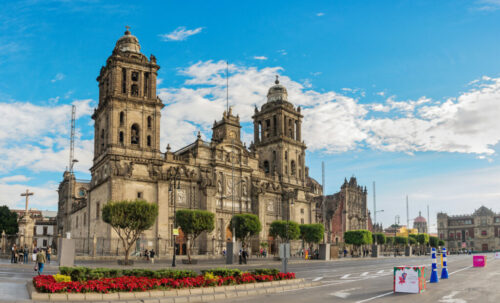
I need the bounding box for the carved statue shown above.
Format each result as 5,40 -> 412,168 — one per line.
217,178 -> 223,193
242,179 -> 248,196
126,162 -> 134,178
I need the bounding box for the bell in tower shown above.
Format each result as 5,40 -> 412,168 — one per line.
252,76 -> 306,182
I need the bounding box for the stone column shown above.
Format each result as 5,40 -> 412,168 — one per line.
253,121 -> 259,143
297,120 -> 301,142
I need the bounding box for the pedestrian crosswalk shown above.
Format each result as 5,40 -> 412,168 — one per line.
310,269 -> 392,285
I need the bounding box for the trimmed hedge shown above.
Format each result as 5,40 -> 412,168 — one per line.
59,266 -> 282,282
201,268 -> 242,277
251,268 -> 279,276
59,267 -> 197,282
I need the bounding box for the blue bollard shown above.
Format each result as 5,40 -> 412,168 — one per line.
441,247 -> 449,279
430,247 -> 439,283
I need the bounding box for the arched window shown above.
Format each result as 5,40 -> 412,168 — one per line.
119,131 -> 124,144
100,129 -> 105,148
131,124 -> 140,145
119,112 -> 124,125
263,161 -> 270,174
121,68 -> 127,94
291,160 -> 296,176
273,115 -> 277,136
147,116 -> 152,129
147,135 -> 151,147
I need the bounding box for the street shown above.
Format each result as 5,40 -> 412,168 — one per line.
0,254 -> 497,302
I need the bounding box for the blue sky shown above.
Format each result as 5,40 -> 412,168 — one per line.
2,0 -> 500,232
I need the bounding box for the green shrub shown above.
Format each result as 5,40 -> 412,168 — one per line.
58,267 -> 197,281
251,268 -> 279,275
201,268 -> 242,277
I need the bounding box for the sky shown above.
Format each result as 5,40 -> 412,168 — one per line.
1,0 -> 500,233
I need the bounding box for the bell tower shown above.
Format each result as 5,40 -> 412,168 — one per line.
92,27 -> 164,167
253,76 -> 306,183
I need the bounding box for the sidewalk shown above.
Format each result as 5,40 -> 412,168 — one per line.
0,254 -> 400,271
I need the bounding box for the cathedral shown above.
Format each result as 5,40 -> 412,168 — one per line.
57,29 -> 322,256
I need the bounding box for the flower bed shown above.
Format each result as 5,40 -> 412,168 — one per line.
33,271 -> 295,294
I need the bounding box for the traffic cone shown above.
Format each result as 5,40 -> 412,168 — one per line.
441,247 -> 449,279
430,247 -> 439,283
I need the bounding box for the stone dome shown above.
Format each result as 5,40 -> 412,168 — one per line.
414,211 -> 427,223
267,76 -> 288,102
115,28 -> 141,54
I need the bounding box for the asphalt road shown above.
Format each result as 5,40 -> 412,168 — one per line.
1,254 -> 498,302
220,253 -> 500,303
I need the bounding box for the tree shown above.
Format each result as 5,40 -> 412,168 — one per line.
299,224 -> 324,248
372,233 -> 386,245
394,236 -> 408,247
269,220 -> 300,242
102,200 -> 158,265
416,233 -> 429,246
176,209 -> 215,263
417,233 -> 429,254
386,236 -> 394,246
344,230 -> 373,256
230,214 -> 261,247
0,206 -> 18,234
438,240 -> 445,247
408,237 -> 417,245
429,236 -> 439,248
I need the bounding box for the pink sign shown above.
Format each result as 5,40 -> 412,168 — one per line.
473,255 -> 486,267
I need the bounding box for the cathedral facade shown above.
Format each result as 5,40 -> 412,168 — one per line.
57,29 -> 322,256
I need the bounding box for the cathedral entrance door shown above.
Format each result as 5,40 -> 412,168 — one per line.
482,243 -> 488,252
226,225 -> 233,242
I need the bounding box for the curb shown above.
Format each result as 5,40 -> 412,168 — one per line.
28,278 -> 311,302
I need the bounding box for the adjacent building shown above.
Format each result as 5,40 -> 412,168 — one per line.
321,177 -> 373,245
13,209 -> 57,249
413,211 -> 428,234
57,29 -> 322,256
437,206 -> 500,252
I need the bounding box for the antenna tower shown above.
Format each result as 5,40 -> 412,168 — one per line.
406,195 -> 409,228
321,162 -> 326,243
373,181 -> 376,225
69,105 -> 76,172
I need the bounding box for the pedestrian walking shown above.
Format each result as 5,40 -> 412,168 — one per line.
238,249 -> 242,264
242,249 -> 248,264
343,247 -> 347,258
150,249 -> 155,264
145,249 -> 150,261
36,249 -> 46,275
11,244 -> 17,263
23,245 -> 29,263
46,247 -> 52,264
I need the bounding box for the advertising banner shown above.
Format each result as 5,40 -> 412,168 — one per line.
393,266 -> 426,294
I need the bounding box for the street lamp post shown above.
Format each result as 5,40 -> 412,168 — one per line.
283,193 -> 294,273
169,173 -> 180,267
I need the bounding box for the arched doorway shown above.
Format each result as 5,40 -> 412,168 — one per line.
226,225 -> 233,242
176,228 -> 187,255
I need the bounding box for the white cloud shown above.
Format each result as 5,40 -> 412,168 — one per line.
0,99 -> 94,174
316,12 -> 325,16
51,73 -> 65,83
0,175 -> 30,183
253,56 -> 268,60
277,49 -> 287,56
474,0 -> 500,11
159,26 -> 203,41
376,91 -> 385,96
0,181 -> 58,210
158,60 -> 500,156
